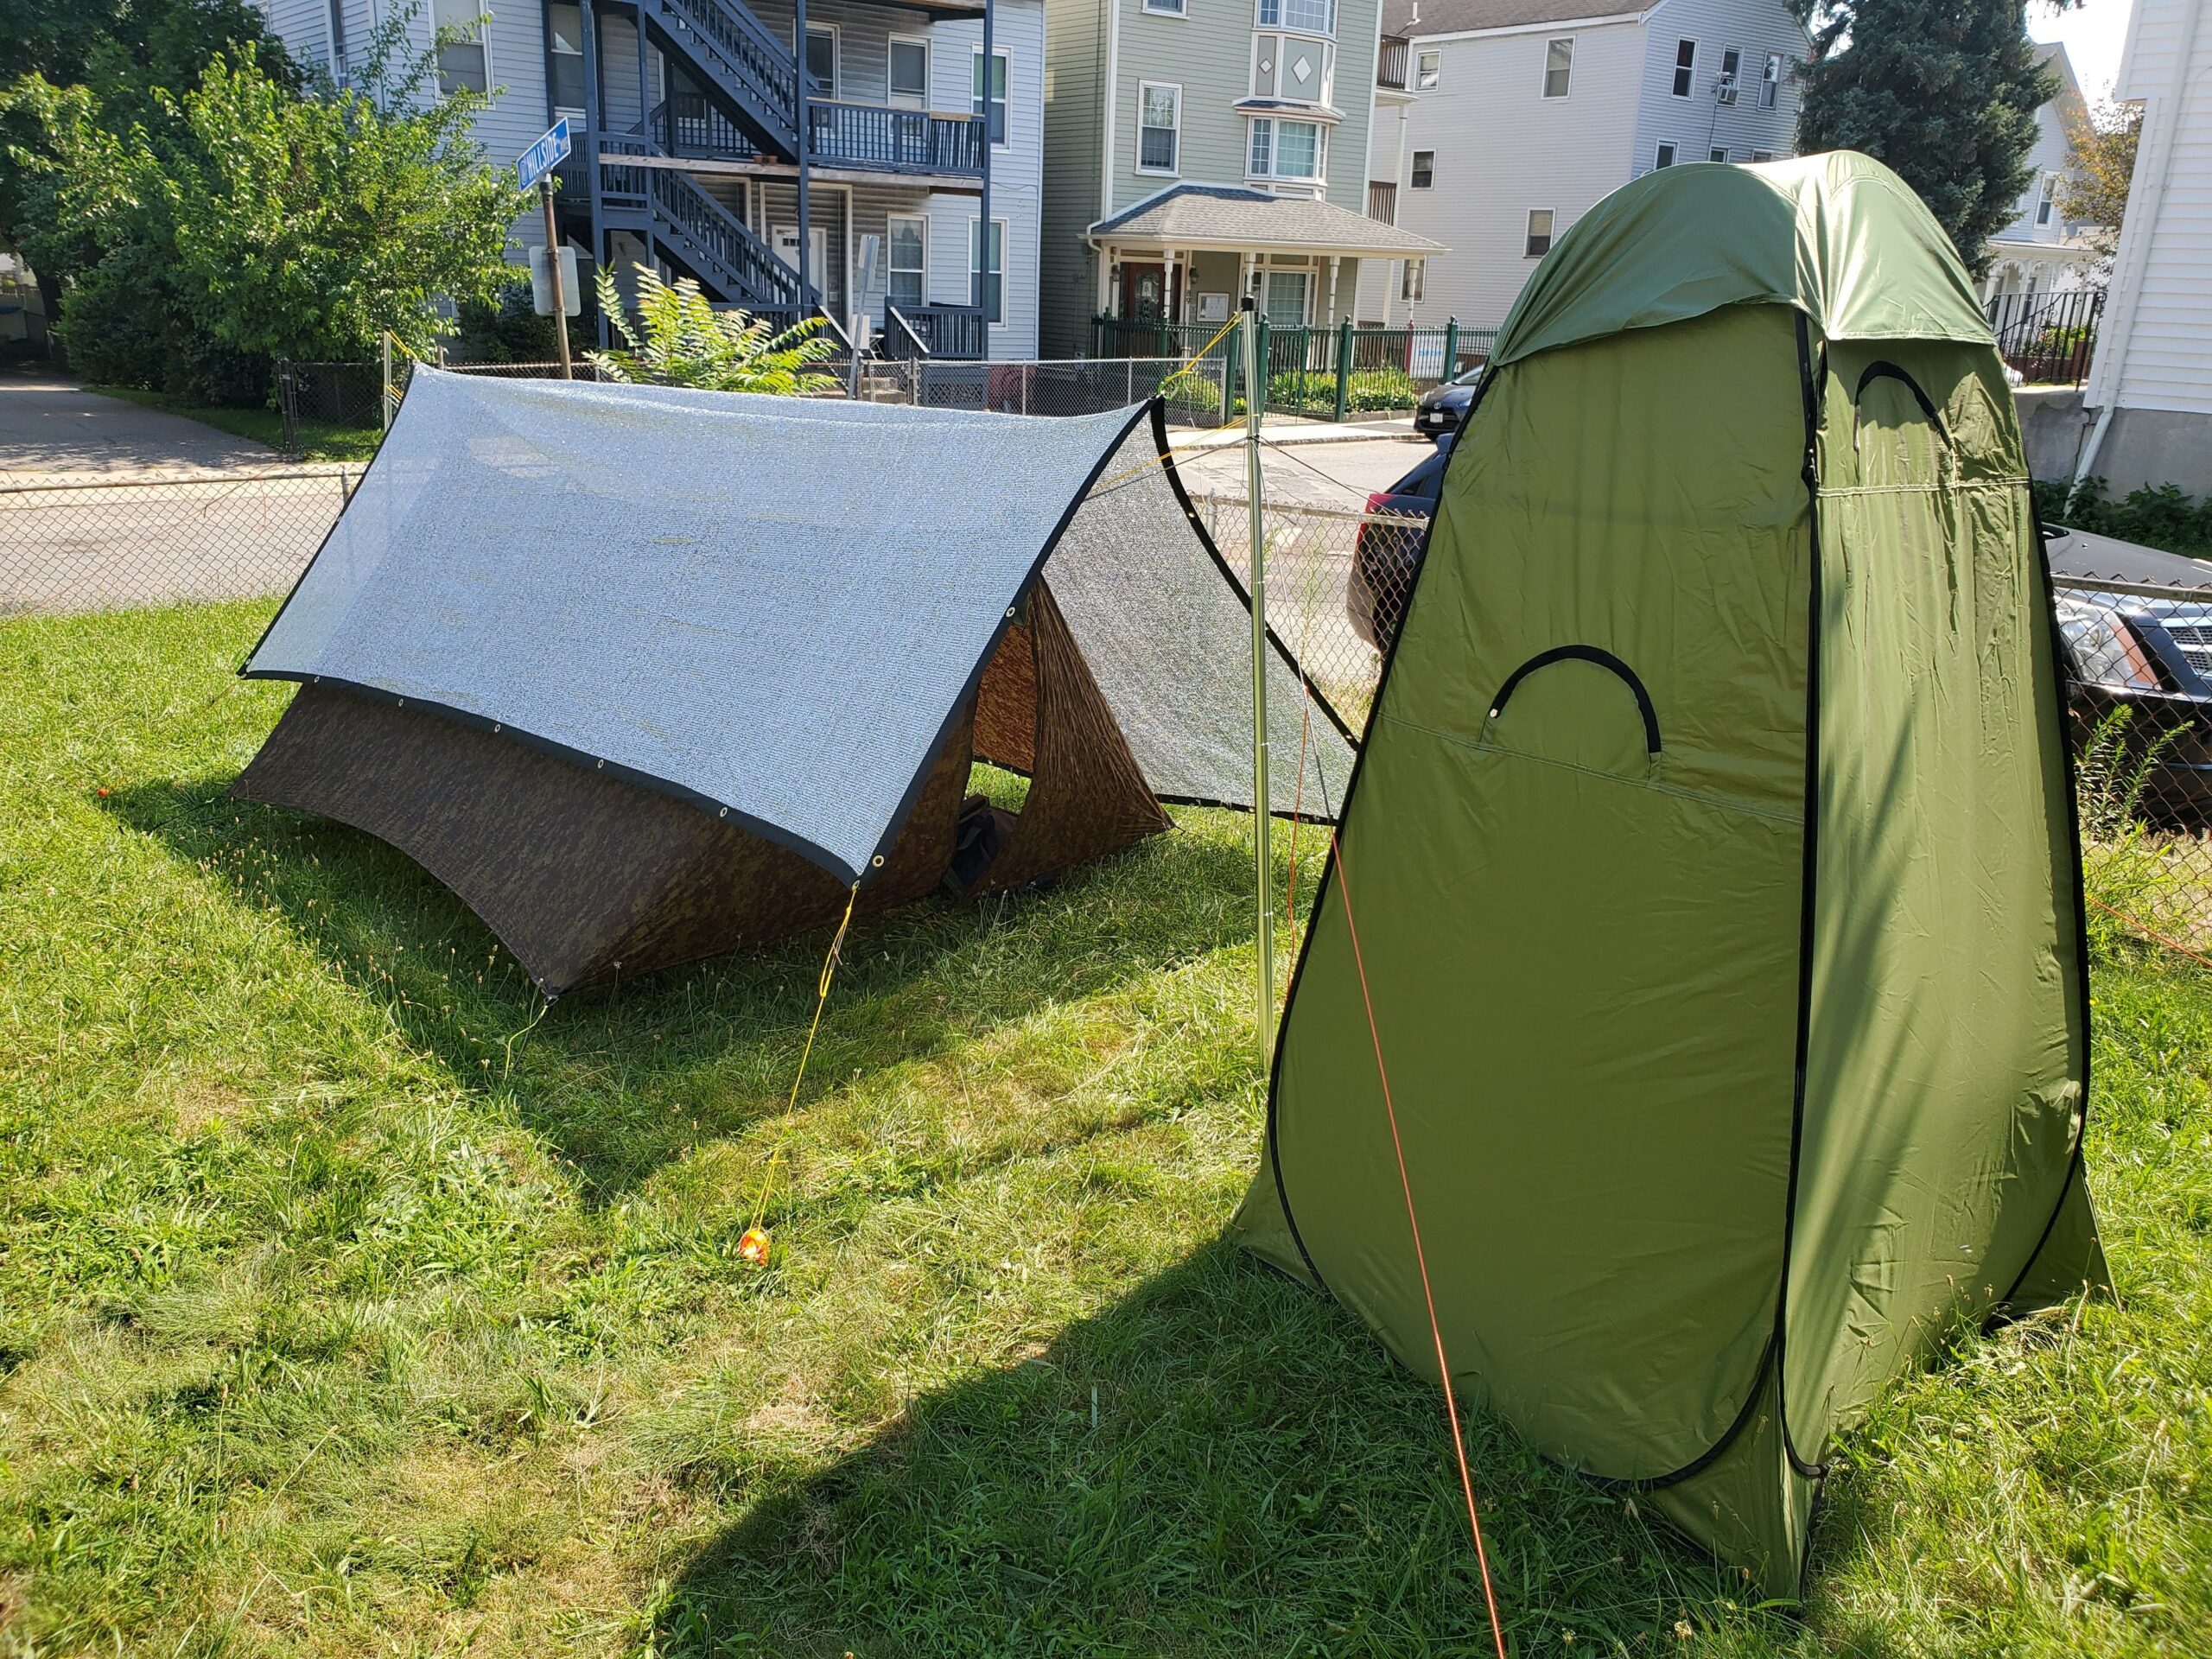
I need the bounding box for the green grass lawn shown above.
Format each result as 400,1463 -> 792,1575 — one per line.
3,601 -> 2209,1657
86,385 -> 383,464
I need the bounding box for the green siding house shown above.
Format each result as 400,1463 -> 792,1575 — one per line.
1039,0 -> 1441,355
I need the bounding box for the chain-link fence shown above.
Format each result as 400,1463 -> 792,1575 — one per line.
0,467 -> 358,617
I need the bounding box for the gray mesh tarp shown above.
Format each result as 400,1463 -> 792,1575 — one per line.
245,372 -> 1348,884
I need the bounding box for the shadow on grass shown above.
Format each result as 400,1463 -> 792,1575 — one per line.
104,769 -> 1269,1199
645,1242 -> 1815,1658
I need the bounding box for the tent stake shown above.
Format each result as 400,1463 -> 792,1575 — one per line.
1243,300 -> 1275,1072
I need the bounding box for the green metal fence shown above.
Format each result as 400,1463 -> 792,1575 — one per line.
1091,315 -> 1499,423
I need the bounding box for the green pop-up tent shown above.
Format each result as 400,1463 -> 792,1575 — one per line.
1236,152 -> 2107,1593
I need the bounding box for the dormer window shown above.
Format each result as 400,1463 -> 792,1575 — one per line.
1255,0 -> 1336,39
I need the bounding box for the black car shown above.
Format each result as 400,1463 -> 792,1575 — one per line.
1347,435 -> 1451,649
1413,365 -> 1484,442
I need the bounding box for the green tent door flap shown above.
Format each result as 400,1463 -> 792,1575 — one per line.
1234,154 -> 2106,1596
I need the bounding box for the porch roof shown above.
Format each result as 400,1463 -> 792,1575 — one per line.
1087,184 -> 1446,258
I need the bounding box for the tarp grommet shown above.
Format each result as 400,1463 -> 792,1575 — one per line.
718,807 -> 728,818
872,855 -> 885,868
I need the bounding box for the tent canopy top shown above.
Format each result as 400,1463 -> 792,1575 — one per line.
1491,150 -> 1996,368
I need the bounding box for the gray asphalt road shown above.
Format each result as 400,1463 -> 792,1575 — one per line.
0,371 -> 276,480
1173,435 -> 1433,510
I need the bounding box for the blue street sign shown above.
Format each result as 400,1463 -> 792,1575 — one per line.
517,118 -> 572,192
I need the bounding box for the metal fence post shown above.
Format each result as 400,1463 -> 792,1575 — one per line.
1241,302 -> 1274,1072
1333,319 -> 1354,423
1256,315 -> 1270,416
1442,317 -> 1459,382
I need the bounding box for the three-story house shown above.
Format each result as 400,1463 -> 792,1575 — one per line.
258,0 -> 1045,358
1038,0 -> 1443,355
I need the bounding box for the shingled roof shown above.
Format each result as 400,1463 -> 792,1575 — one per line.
1088,183 -> 1446,256
1382,0 -> 1647,36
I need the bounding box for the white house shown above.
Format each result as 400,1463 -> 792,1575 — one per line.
2076,0 -> 2212,498
1981,43 -> 2101,302
254,0 -> 1046,359
1379,0 -> 1806,330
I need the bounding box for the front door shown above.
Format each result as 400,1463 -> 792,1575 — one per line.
772,224 -> 829,299
1120,262 -> 1169,324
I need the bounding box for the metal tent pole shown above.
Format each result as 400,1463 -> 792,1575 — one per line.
1242,298 -> 1275,1071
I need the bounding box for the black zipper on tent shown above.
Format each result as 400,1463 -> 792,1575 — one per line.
1995,486 -> 2098,1312
1259,366 -> 1498,1300
1487,645 -> 1662,753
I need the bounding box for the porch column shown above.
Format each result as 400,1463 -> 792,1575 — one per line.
796,0 -> 812,308
1166,248 -> 1182,325
581,0 -> 605,346
637,6 -> 656,278
1325,255 -> 1340,324
980,0 -> 995,342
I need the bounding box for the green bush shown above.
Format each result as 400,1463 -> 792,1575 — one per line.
1253,365 -> 1421,416
2041,476 -> 2212,560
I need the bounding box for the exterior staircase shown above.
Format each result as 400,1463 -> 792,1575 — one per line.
636,0 -> 800,162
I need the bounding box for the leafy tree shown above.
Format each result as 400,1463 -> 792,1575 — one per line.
0,0 -> 296,330
7,5 -> 527,396
590,265 -> 840,394
2060,96 -> 2142,276
1794,0 -> 2073,275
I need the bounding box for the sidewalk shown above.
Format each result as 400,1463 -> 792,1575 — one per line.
1173,415 -> 1420,448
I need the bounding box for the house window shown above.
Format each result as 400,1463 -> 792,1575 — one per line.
1402,257 -> 1425,301
433,0 -> 489,94
1709,147 -> 1728,162
1264,268 -> 1309,325
1760,53 -> 1782,109
1409,148 -> 1434,188
805,25 -> 837,96
326,0 -> 350,82
1542,37 -> 1573,98
1138,82 -> 1180,173
1145,0 -> 1186,16
1415,48 -> 1440,88
1670,38 -> 1695,99
1524,208 -> 1554,257
889,37 -> 930,108
973,48 -> 1009,145
1654,142 -> 1675,168
1248,116 -> 1322,180
1256,0 -> 1335,37
547,3 -> 586,114
2036,172 -> 2057,226
887,214 -> 927,309
970,217 -> 1004,322
1751,149 -> 1772,162
1716,46 -> 1740,104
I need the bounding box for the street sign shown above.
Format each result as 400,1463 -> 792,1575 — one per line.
530,244 -> 582,317
516,118 -> 571,192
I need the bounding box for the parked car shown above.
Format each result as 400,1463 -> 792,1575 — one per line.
1348,435 -> 1452,649
2046,525 -> 2212,823
1414,365 -> 1484,442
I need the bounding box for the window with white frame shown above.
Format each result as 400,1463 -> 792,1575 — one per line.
547,3 -> 586,114
1409,149 -> 1433,188
1264,267 -> 1310,325
1145,0 -> 1186,16
1759,53 -> 1782,108
2036,172 -> 2058,226
1402,257 -> 1425,302
434,0 -> 489,94
1256,0 -> 1336,37
1415,48 -> 1440,88
1138,82 -> 1180,173
1670,38 -> 1695,99
1716,46 -> 1740,103
1709,146 -> 1728,162
888,37 -> 930,108
970,217 -> 1005,322
1249,117 -> 1324,181
1751,149 -> 1772,162
804,25 -> 837,96
974,48 -> 1008,145
1654,141 -> 1675,168
887,214 -> 927,309
326,0 -> 351,82
1524,208 -> 1554,257
1542,37 -> 1573,98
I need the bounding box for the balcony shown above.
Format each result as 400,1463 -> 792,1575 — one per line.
655,92 -> 983,181
1376,35 -> 1408,91
882,302 -> 988,359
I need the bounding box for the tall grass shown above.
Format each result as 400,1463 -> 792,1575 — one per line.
1,602 -> 2207,1656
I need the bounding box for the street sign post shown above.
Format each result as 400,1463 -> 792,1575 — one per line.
517,120 -> 575,378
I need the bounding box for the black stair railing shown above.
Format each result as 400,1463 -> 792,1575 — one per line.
641,0 -> 799,153
651,167 -> 802,308
807,102 -> 986,176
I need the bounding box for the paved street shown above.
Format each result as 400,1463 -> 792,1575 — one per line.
1171,431 -> 1433,510
0,369 -> 276,480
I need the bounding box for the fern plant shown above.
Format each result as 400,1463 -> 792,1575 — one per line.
588,264 -> 840,394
